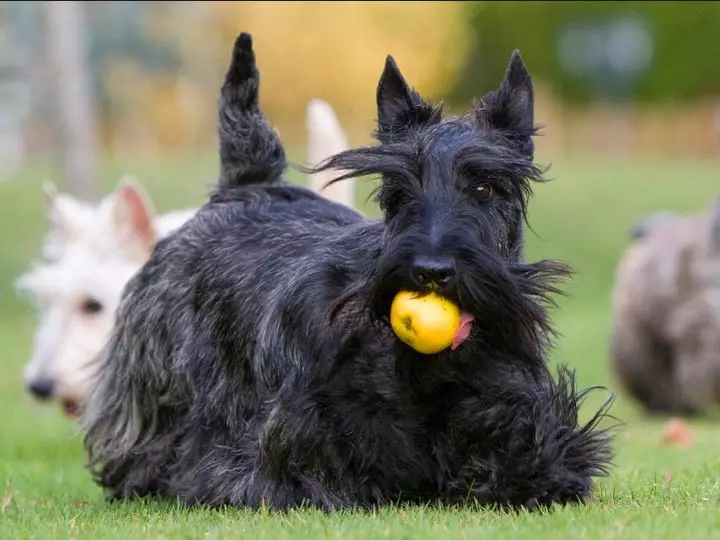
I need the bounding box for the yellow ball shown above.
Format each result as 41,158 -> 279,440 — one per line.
390,290 -> 461,355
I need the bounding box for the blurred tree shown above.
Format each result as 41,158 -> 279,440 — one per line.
205,1 -> 471,147
0,2 -> 34,179
4,1 -> 472,157
43,0 -> 99,198
451,1 -> 720,107
84,1 -> 188,155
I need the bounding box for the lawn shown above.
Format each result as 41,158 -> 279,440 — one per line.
2,149 -> 720,539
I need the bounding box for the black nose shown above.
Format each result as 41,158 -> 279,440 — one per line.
28,378 -> 54,400
411,257 -> 456,288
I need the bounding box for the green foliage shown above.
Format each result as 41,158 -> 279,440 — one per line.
452,1 -> 720,106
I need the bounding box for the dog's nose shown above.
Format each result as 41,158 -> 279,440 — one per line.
27,378 -> 54,400
411,257 -> 456,288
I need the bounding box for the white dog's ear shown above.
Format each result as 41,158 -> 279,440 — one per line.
705,195 -> 720,253
112,175 -> 159,262
306,99 -> 348,164
42,180 -> 63,229
41,179 -> 86,240
43,180 -> 59,208
306,99 -> 354,208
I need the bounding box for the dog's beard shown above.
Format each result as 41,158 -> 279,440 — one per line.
457,255 -> 569,352
368,239 -> 570,355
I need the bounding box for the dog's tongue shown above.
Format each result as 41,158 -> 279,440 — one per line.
63,401 -> 80,417
451,311 -> 475,351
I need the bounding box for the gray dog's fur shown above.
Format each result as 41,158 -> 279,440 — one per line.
611,200 -> 720,415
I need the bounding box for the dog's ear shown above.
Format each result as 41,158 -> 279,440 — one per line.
630,211 -> 677,240
306,99 -> 355,207
476,50 -> 535,149
307,99 -> 348,165
42,179 -> 85,240
376,56 -> 441,142
43,180 -> 59,209
707,196 -> 720,252
112,176 -> 159,262
42,180 -> 64,230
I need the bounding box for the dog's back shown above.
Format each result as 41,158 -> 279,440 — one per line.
82,35 -> 377,500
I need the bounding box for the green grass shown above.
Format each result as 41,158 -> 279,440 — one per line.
2,150 -> 720,539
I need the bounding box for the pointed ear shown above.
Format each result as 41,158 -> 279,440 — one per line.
630,211 -> 676,240
41,179 -> 83,238
707,196 -> 720,252
42,179 -> 65,231
476,50 -> 535,153
43,180 -> 59,209
306,99 -> 354,207
306,99 -> 348,164
376,55 -> 441,142
112,176 -> 158,261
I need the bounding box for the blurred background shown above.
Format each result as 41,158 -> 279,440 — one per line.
3,0 -> 720,432
6,1 -> 720,181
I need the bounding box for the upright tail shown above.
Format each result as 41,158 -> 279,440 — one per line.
217,33 -> 286,190
306,99 -> 354,208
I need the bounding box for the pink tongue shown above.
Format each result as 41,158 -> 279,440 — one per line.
451,312 -> 475,351
63,402 -> 79,417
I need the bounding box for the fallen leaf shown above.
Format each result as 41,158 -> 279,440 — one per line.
1,479 -> 14,513
661,417 -> 695,448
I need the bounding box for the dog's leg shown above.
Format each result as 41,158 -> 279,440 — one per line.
610,319 -> 682,414
674,350 -> 718,415
442,366 -> 615,510
195,387 -> 356,511
213,366 -> 422,511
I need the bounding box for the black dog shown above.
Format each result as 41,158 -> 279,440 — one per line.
83,32 -> 615,511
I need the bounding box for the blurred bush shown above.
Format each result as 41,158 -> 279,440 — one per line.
452,1 -> 720,107
212,2 -> 470,140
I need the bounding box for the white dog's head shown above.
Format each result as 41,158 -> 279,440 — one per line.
16,177 -> 192,416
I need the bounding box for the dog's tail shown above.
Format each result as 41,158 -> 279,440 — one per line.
306,99 -> 354,208
217,32 -> 286,190
629,211 -> 675,240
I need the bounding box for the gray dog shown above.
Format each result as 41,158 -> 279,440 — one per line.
611,201 -> 720,415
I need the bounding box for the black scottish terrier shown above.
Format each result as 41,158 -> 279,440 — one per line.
82,32 -> 615,511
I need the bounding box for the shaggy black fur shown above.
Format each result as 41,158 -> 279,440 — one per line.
82,32 -> 616,511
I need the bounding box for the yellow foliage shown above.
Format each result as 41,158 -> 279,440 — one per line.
100,59 -> 213,157
96,2 -> 471,155
208,1 -> 471,145
101,59 -> 160,156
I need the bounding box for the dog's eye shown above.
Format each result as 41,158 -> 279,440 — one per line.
473,184 -> 495,202
80,298 -> 103,315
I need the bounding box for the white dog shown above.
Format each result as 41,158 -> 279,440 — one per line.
16,100 -> 352,416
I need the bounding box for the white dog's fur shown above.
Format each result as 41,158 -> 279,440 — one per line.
306,99 -> 352,207
16,100 -> 352,416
